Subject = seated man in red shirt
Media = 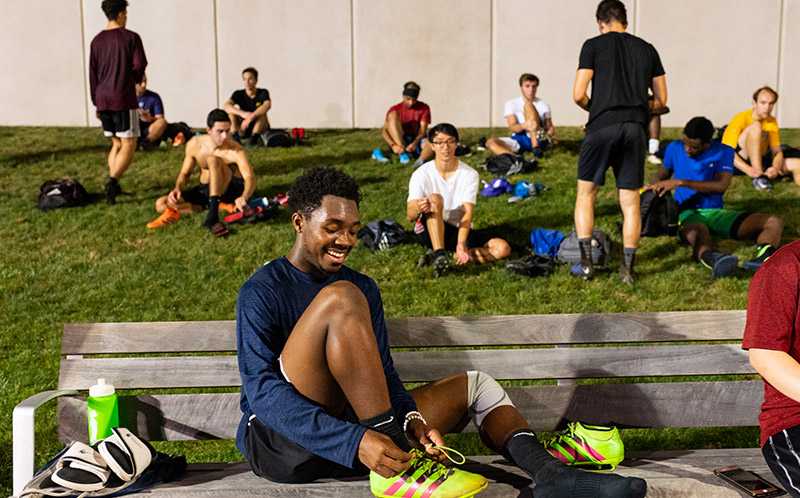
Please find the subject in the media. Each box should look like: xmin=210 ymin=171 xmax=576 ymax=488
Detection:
xmin=372 ymin=81 xmax=434 ymax=166
xmin=743 ymin=240 xmax=800 ymax=497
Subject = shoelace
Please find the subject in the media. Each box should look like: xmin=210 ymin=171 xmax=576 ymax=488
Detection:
xmin=422 ymin=444 xmax=466 ymax=465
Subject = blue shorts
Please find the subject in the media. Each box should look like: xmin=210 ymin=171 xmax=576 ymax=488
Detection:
xmin=511 ymin=132 xmax=533 ymax=153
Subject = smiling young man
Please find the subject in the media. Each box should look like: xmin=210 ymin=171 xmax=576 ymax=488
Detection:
xmin=146 ymin=109 xmax=255 ymax=235
xmin=646 ymin=117 xmax=783 ymax=278
xmin=407 ymin=123 xmax=511 ymax=277
xmin=485 ymin=73 xmax=556 ymax=159
xmin=224 ymin=67 xmax=271 ymax=145
xmin=235 ymin=166 xmax=647 ymax=498
xmin=722 ymin=86 xmax=800 ymax=190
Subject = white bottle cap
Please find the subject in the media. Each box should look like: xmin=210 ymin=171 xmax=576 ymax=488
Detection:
xmin=89 ymin=378 xmax=116 ymax=397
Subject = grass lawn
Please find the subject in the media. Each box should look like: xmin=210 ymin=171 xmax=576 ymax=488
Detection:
xmin=1 ymin=125 xmax=799 ymax=494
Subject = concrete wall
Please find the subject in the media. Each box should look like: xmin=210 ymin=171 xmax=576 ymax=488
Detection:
xmin=1 ymin=0 xmax=797 ymax=129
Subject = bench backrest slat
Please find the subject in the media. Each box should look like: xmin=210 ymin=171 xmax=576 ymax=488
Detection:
xmin=58 ymin=344 xmax=753 ymax=390
xmin=56 ymin=381 xmax=762 ymax=443
xmin=61 ymin=310 xmax=746 ymax=355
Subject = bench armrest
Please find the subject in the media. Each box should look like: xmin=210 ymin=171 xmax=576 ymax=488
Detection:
xmin=13 ymin=389 xmax=79 ymax=495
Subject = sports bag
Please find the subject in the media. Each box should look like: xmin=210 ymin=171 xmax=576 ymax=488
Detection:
xmin=640 ymin=189 xmax=679 ymax=237
xmin=557 ymin=230 xmax=611 ymax=266
xmin=38 ymin=178 xmax=89 ymax=211
xmin=261 ymin=129 xmax=293 ymax=147
xmin=358 ymin=219 xmax=407 ymax=251
xmin=485 ymin=153 xmax=537 ymax=176
xmin=530 ymin=228 xmax=565 ymax=258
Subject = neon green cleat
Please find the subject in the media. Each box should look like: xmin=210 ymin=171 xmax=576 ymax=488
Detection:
xmin=544 ymin=421 xmax=625 ymax=471
xmin=370 ymin=447 xmax=488 ymax=498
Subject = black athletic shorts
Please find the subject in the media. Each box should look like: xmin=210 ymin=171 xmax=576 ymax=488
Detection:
xmin=98 ymin=109 xmax=140 ymax=138
xmin=181 ymin=176 xmax=244 ymax=208
xmin=577 ymin=121 xmax=646 ymax=189
xmin=762 ymin=425 xmax=800 ymax=497
xmin=733 ymin=145 xmax=800 ymax=175
xmin=416 ymin=216 xmax=493 ymax=251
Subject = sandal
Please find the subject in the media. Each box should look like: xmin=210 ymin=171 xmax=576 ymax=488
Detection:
xmin=97 ymin=427 xmax=156 ymax=482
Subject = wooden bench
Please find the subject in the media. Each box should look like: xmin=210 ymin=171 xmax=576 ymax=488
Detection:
xmin=12 ymin=310 xmax=777 ymax=497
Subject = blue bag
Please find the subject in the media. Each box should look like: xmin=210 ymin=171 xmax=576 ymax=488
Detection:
xmin=530 ymin=228 xmax=565 ymax=258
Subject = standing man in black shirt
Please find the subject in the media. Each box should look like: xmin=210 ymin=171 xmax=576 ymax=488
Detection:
xmin=89 ymin=0 xmax=147 ymax=204
xmin=224 ymin=67 xmax=271 ymax=145
xmin=571 ymin=0 xmax=667 ymax=284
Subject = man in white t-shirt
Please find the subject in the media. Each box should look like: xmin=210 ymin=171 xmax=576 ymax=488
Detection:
xmin=407 ymin=123 xmax=511 ymax=277
xmin=485 ymin=73 xmax=556 ymax=159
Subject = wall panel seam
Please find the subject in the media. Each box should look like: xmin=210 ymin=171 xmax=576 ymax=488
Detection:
xmin=79 ymin=0 xmax=89 ymax=126
xmin=776 ymin=0 xmax=785 ymax=120
xmin=489 ymin=0 xmax=494 ymax=128
xmin=213 ymin=0 xmax=220 ymax=108
xmin=350 ymin=0 xmax=356 ymax=128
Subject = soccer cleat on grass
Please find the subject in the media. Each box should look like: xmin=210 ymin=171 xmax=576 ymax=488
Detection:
xmin=147 ymin=208 xmax=180 ymax=229
xmin=646 ymin=154 xmax=662 ymax=165
xmin=569 ymin=262 xmax=594 ymax=281
xmin=370 ymin=448 xmax=488 ymax=498
xmin=399 ymin=152 xmax=411 ymax=165
xmin=700 ymin=251 xmax=738 ymax=278
xmin=372 ymin=148 xmax=390 ymax=163
xmin=105 ymin=178 xmax=122 ymax=205
xmin=218 ymin=202 xmax=237 ymax=215
xmin=545 ymin=422 xmax=625 ymax=471
xmin=432 ymin=251 xmax=451 ymax=278
xmin=752 ymin=175 xmax=772 ymax=191
xmin=743 ymin=244 xmax=776 ymax=271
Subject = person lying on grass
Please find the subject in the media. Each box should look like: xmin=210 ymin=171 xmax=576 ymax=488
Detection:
xmin=407 ymin=122 xmax=511 ymax=278
xmin=146 ymin=108 xmax=255 ymax=236
xmin=235 ymin=165 xmax=647 ymax=497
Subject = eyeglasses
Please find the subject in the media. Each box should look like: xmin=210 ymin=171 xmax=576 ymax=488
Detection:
xmin=431 ymin=139 xmax=457 ymax=147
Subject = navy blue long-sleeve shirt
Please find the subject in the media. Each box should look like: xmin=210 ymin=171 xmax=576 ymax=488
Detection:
xmin=235 ymin=257 xmax=417 ymax=468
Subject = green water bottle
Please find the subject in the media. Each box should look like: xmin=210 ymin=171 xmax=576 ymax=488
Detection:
xmin=87 ymin=378 xmax=119 ymax=444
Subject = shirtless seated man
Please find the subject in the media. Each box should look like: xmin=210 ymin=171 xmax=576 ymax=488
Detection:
xmin=146 ymin=108 xmax=255 ymax=235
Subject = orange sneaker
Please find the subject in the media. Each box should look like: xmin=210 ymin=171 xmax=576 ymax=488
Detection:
xmin=219 ymin=202 xmax=237 ymax=214
xmin=146 ymin=208 xmax=180 ymax=229
xmin=172 ymin=132 xmax=185 ymax=147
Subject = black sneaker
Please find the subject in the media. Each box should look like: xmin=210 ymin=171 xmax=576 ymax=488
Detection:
xmin=455 ymin=144 xmax=472 ymax=157
xmin=619 ymin=265 xmax=635 ymax=286
xmin=105 ymin=178 xmax=121 ymax=205
xmin=700 ymin=251 xmax=738 ymax=278
xmin=743 ymin=244 xmax=776 ymax=271
xmin=432 ymin=251 xmax=450 ymax=278
xmin=417 ymin=249 xmax=434 ymax=268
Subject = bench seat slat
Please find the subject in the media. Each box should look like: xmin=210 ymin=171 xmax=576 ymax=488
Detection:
xmin=61 ymin=310 xmax=746 ymax=354
xmin=87 ymin=450 xmax=769 ymax=497
xmin=58 ymin=344 xmax=753 ymax=389
xmin=57 ymin=381 xmax=762 ymax=443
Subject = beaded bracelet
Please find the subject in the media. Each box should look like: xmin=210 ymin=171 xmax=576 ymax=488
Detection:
xmin=403 ymin=410 xmax=427 ymax=434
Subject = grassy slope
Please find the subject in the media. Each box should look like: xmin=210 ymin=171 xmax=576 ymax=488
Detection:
xmin=1 ymin=126 xmax=798 ymax=493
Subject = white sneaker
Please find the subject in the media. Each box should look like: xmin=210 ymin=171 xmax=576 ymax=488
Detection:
xmin=647 ymin=154 xmax=662 ymax=165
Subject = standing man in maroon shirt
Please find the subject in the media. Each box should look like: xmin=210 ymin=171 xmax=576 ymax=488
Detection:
xmin=743 ymin=240 xmax=800 ymax=497
xmin=89 ymin=0 xmax=147 ymax=204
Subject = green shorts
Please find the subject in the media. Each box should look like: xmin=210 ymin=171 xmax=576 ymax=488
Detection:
xmin=678 ymin=208 xmax=750 ymax=239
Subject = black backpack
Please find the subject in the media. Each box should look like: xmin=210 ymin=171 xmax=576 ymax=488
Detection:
xmin=506 ymin=255 xmax=556 ymax=277
xmin=358 ymin=219 xmax=407 ymax=251
xmin=261 ymin=129 xmax=293 ymax=147
xmin=485 ymin=153 xmax=537 ymax=176
xmin=640 ymin=189 xmax=679 ymax=237
xmin=37 ymin=178 xmax=89 ymax=211
xmin=557 ymin=230 xmax=612 ymax=266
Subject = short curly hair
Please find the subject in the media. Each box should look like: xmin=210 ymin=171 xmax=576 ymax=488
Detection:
xmin=287 ymin=167 xmax=360 ymax=216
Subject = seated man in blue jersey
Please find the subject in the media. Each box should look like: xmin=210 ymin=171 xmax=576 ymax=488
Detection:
xmin=235 ymin=166 xmax=646 ymax=498
xmin=645 ymin=117 xmax=783 ymax=278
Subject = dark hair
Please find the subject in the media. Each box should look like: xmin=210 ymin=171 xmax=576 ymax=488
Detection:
xmin=683 ymin=117 xmax=715 ymax=144
xmin=596 ymin=0 xmax=627 ymax=25
xmin=402 ymin=81 xmax=421 ymax=99
xmin=427 ymin=123 xmax=459 ymax=143
xmin=287 ymin=167 xmax=361 ymax=216
xmin=206 ymin=108 xmax=230 ymax=128
xmin=518 ymin=73 xmax=540 ymax=86
xmin=242 ymin=67 xmax=259 ymax=80
xmin=101 ymin=0 xmax=128 ymax=20
xmin=752 ymin=86 xmax=778 ymax=103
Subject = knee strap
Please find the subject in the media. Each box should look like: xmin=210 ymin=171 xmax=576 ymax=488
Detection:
xmin=466 ymin=370 xmax=514 ymax=428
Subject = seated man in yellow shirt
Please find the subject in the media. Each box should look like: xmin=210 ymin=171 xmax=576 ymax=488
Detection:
xmin=721 ymin=86 xmax=800 ymax=190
